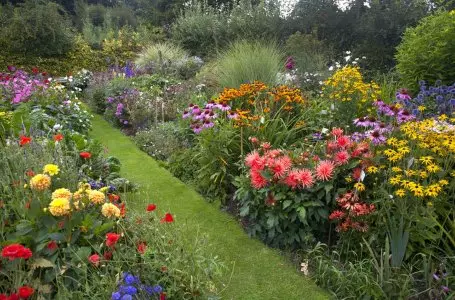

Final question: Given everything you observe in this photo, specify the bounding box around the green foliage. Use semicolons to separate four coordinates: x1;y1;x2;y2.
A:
396;10;455;91
284;32;330;73
214;40;284;88
1;0;74;57
134;122;190;161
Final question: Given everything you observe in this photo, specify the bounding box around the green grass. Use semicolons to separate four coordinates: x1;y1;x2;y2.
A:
90;115;328;300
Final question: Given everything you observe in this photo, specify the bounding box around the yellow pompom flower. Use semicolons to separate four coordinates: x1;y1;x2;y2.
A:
354;182;366;192
30;174;51;191
101;203;121;218
48;197;71;216
43;164;60;176
52;188;72;200
89;190;105;204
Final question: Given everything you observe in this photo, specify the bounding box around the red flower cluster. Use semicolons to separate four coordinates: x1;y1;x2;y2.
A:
329;191;375;232
0;286;34;299
1;244;32;260
160;213;174;223
19;136;31;147
146;203;157;212
88;253;100;267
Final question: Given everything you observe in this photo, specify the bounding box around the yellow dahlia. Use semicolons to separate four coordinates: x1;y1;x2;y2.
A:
43;164;60;176
52;188;72;200
101;203;121;218
30;174;51;191
49;197;71;216
89;190;105;204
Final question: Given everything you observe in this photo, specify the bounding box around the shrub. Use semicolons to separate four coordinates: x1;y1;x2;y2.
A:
396;10;455;91
1;0;74;57
134;122;190;161
214;41;284;88
284;32;330;73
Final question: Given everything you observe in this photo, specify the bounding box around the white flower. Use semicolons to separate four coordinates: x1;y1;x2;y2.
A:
53;124;62;130
345;51;351;54
319;81;323;85
362;56;367;59
321;128;329;134
352;61;358;65
328;66;334;71
344;55;351;62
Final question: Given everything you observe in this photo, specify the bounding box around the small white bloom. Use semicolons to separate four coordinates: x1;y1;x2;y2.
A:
345;51;351;54
352;61;358;65
344;55;351;62
321;128;329;134
328;66;334;71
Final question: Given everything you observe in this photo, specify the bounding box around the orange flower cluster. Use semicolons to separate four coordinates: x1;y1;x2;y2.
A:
214;82;305;127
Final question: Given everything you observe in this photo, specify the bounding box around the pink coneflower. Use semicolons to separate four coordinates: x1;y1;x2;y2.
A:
315;160;335;181
192;125;202;134
369;130;386;145
284;169;299;188
250;170;268;189
297;169;314;188
192;105;201;114
336;135;351;148
219;102;231;111
202;120;214;128
182;110;190;118
227;111;238;119
331;127;344;137
334;150;350;165
271;156;292;178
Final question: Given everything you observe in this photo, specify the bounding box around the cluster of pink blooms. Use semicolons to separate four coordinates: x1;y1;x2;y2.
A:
244;128;372;190
0;67;49;104
182;101;238;134
329;191;375;232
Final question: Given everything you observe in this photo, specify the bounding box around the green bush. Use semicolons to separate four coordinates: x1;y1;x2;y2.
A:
284;32;330;73
396;10;455;91
1;0;74;57
214;40;284;88
171;3;229;57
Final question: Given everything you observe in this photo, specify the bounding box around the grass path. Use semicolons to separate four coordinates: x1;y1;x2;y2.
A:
90;115;328;300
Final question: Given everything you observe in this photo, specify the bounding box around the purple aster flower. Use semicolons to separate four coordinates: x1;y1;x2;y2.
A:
124;274;139;285
120;285;137;295
107;97;114;103
153;285;163;294
351;132;366;142
111;292;121;300
121;295;132;300
433;273;440;281
442;286;450;293
285;56;295;70
312;132;323;140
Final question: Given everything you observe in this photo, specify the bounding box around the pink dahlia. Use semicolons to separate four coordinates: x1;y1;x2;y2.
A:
331;127;344;137
271;156;292;178
334;150;350;165
329;210;345;220
250;170;268;189
316;160;335;181
284;169;300;188
245;151;264;171
297;169;314;188
336;135;351;148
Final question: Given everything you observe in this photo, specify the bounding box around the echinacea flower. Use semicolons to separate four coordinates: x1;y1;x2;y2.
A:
48;197;71;216
19;135;31;146
160;213;174;223
101;203;121;218
30;174;51;191
43;164;59;176
1;244;33;260
106;233;121;247
315;160;335;181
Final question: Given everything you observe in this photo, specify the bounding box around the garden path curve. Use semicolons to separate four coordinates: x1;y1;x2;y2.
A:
90;115;328;300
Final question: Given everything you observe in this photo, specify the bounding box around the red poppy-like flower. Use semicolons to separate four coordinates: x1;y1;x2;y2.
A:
79;152;91;159
1;244;32;260
137;242;147;254
103;251;113;261
160;292;167;300
7;293;19;300
88;254;100;266
47;241;58;251
105;233;120;247
25;170;35;177
114;203;126;217
146;204;156;212
18;286;34;299
108;194;120;202
19;136;31;147
53;134;64;142
160;213;174;223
